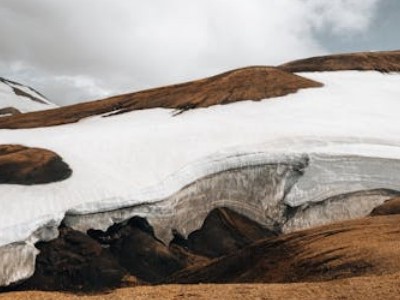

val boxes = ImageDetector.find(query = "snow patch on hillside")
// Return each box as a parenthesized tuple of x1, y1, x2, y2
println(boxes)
(0, 78, 57, 114)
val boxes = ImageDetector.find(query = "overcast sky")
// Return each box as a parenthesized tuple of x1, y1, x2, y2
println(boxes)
(0, 0, 399, 105)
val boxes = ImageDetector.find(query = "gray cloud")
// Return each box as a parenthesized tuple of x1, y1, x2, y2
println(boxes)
(0, 0, 388, 105)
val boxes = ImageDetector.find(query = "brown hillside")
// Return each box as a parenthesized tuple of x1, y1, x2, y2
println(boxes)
(166, 214, 400, 284)
(280, 50, 400, 73)
(0, 67, 321, 129)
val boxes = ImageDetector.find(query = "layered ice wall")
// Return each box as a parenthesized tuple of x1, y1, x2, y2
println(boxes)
(1, 71, 400, 286)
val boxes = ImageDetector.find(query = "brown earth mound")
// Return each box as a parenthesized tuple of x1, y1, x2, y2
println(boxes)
(0, 67, 322, 129)
(0, 145, 72, 184)
(280, 50, 400, 73)
(166, 214, 400, 284)
(370, 197, 400, 216)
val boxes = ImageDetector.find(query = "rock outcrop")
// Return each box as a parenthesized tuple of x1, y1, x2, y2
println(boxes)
(0, 145, 72, 185)
(20, 227, 126, 292)
(89, 217, 185, 284)
(11, 207, 275, 289)
(171, 207, 277, 258)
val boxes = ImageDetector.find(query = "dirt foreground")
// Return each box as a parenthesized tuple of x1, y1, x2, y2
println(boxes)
(1, 272, 400, 300)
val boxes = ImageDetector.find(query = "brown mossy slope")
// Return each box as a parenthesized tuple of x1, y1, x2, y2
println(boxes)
(0, 67, 322, 129)
(280, 50, 400, 73)
(165, 214, 400, 284)
(0, 145, 72, 184)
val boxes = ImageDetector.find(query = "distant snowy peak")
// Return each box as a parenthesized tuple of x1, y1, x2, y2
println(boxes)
(0, 77, 57, 116)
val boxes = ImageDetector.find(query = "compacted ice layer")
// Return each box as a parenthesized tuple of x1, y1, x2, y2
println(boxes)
(65, 154, 400, 244)
(65, 162, 307, 243)
(1, 71, 400, 286)
(283, 189, 400, 232)
(0, 221, 59, 287)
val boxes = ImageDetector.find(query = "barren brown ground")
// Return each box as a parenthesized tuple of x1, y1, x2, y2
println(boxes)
(2, 272, 400, 300)
(167, 215, 400, 284)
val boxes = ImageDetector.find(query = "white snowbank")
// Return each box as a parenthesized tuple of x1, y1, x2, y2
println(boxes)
(0, 71, 400, 247)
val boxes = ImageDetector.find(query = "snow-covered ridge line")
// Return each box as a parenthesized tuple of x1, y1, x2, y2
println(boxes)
(0, 77, 57, 114)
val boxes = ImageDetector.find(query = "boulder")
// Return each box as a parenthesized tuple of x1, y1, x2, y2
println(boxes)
(0, 144, 72, 185)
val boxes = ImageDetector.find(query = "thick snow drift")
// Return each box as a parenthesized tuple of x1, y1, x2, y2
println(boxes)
(0, 71, 400, 245)
(0, 71, 400, 286)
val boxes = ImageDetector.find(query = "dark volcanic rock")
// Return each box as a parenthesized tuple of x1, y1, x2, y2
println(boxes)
(87, 208, 278, 283)
(21, 227, 126, 292)
(370, 197, 400, 216)
(171, 207, 278, 258)
(89, 217, 185, 283)
(0, 144, 72, 185)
